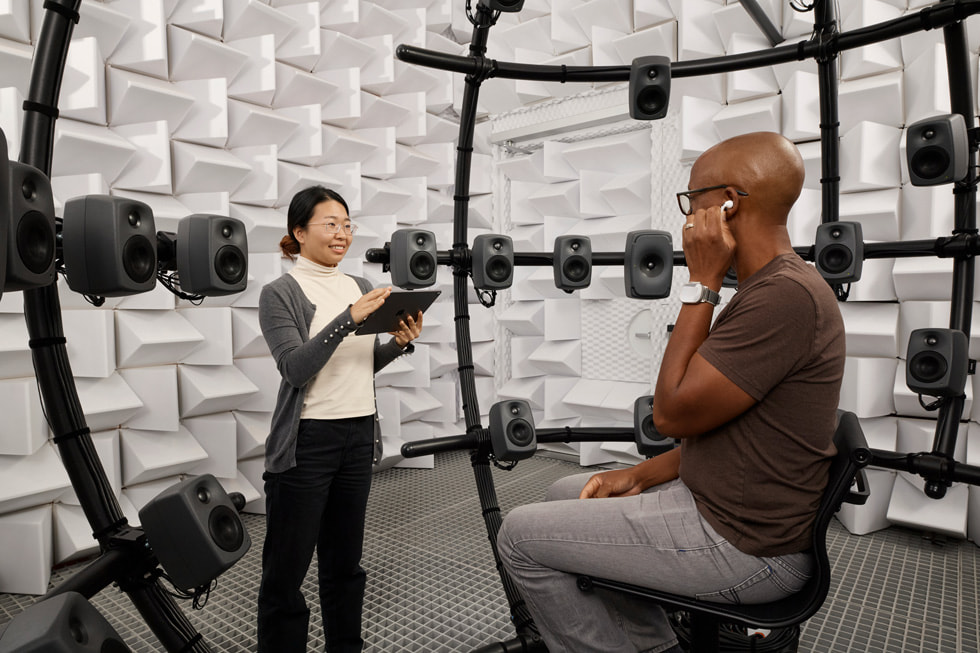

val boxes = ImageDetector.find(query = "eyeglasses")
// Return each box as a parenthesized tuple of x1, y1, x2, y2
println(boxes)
(309, 221, 358, 235)
(676, 185, 749, 216)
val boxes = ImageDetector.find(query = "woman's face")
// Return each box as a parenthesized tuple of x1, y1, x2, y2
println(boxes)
(294, 199, 353, 268)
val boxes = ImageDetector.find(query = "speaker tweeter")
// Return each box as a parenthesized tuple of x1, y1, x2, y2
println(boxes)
(472, 234, 514, 290)
(62, 195, 158, 297)
(553, 235, 592, 292)
(814, 221, 863, 284)
(624, 230, 673, 299)
(629, 56, 671, 121)
(633, 395, 672, 457)
(176, 215, 248, 296)
(390, 229, 437, 289)
(489, 399, 536, 462)
(906, 114, 969, 186)
(138, 474, 251, 592)
(906, 328, 969, 397)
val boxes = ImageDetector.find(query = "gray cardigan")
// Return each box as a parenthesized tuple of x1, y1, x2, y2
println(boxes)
(258, 273, 410, 473)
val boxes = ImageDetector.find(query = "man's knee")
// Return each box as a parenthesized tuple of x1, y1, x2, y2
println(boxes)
(545, 473, 591, 502)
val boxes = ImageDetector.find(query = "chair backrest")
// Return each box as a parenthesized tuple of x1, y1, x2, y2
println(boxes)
(785, 410, 870, 618)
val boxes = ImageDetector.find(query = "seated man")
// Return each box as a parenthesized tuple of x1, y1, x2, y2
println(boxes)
(497, 131, 846, 653)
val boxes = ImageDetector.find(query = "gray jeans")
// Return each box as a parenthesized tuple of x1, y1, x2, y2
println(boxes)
(497, 474, 813, 653)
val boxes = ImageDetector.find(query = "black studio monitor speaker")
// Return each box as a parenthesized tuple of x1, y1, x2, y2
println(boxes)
(176, 215, 247, 296)
(138, 474, 251, 592)
(62, 195, 157, 297)
(624, 230, 673, 299)
(489, 399, 536, 462)
(633, 395, 672, 457)
(0, 129, 9, 298)
(482, 0, 524, 11)
(472, 234, 514, 290)
(906, 114, 969, 186)
(5, 159, 55, 292)
(553, 235, 592, 292)
(906, 328, 969, 397)
(629, 55, 671, 121)
(0, 592, 131, 653)
(814, 221, 863, 284)
(390, 228, 437, 289)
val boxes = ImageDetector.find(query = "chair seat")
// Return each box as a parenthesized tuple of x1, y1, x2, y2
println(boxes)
(577, 573, 819, 630)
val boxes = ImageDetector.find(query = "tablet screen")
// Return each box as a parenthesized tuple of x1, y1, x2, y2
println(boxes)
(354, 290, 441, 335)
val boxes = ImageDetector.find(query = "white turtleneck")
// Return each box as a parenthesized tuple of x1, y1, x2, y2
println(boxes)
(288, 256, 376, 419)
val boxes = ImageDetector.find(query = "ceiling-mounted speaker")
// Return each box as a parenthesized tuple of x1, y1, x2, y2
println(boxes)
(62, 195, 157, 297)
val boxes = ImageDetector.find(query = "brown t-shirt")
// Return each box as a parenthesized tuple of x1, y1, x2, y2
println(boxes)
(679, 253, 845, 557)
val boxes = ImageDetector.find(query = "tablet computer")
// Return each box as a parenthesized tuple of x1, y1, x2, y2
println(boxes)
(354, 290, 441, 335)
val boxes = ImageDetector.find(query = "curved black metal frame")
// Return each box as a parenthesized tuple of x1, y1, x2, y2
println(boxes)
(392, 0, 980, 650)
(22, 1, 213, 650)
(18, 0, 980, 651)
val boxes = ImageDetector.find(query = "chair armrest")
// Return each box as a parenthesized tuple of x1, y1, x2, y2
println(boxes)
(845, 468, 870, 506)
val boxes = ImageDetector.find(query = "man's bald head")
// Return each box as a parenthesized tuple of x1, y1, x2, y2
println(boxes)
(692, 132, 805, 223)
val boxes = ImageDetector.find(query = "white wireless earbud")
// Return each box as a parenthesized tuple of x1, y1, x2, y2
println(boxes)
(720, 200, 734, 211)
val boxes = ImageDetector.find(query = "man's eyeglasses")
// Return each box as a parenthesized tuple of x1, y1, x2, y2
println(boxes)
(309, 221, 358, 235)
(676, 185, 749, 216)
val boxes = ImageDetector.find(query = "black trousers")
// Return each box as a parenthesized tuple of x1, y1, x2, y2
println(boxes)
(256, 415, 374, 653)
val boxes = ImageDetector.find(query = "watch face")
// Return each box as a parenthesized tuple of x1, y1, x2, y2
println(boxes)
(679, 283, 701, 303)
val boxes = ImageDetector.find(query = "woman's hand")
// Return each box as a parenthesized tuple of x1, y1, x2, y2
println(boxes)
(579, 468, 644, 499)
(351, 287, 392, 324)
(390, 311, 423, 348)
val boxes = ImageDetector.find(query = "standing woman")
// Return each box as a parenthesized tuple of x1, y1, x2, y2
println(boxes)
(256, 186, 422, 652)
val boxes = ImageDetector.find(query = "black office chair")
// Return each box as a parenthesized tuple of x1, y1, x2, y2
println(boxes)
(577, 410, 871, 653)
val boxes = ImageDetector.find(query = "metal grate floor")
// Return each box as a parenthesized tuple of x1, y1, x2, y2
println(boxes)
(1, 451, 978, 652)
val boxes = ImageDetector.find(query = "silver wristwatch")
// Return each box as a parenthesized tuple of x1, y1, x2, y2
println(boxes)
(679, 282, 721, 306)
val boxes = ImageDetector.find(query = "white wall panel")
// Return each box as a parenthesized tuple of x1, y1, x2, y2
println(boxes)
(0, 378, 46, 457)
(0, 506, 52, 594)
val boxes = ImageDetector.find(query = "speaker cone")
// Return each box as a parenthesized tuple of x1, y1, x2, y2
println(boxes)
(123, 234, 156, 283)
(209, 504, 245, 553)
(410, 251, 435, 280)
(487, 255, 510, 282)
(563, 256, 588, 282)
(818, 244, 852, 274)
(910, 351, 947, 384)
(640, 415, 666, 442)
(18, 210, 54, 274)
(214, 245, 246, 285)
(637, 86, 667, 116)
(911, 146, 950, 181)
(506, 418, 534, 447)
